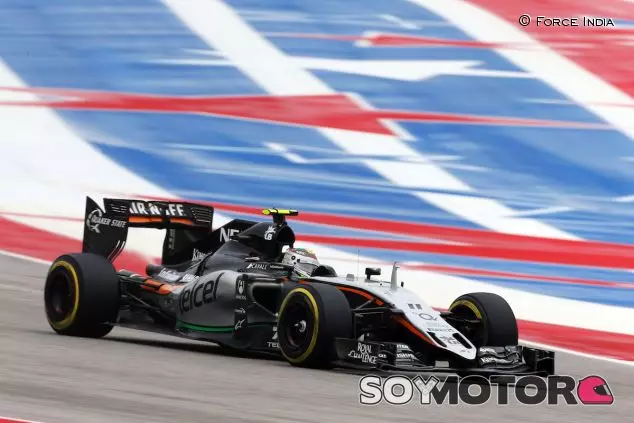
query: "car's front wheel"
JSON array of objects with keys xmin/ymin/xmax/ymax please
[
  {"xmin": 277, "ymin": 283, "xmax": 352, "ymax": 368},
  {"xmin": 448, "ymin": 292, "xmax": 518, "ymax": 347}
]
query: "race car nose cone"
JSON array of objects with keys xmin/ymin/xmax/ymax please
[{"xmin": 577, "ymin": 375, "xmax": 614, "ymax": 405}]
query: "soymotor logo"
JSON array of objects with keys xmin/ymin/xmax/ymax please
[{"xmin": 359, "ymin": 374, "xmax": 614, "ymax": 406}]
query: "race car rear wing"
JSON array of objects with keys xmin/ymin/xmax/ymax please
[
  {"xmin": 102, "ymin": 197, "xmax": 214, "ymax": 228},
  {"xmin": 82, "ymin": 197, "xmax": 299, "ymax": 266},
  {"xmin": 82, "ymin": 196, "xmax": 216, "ymax": 262}
]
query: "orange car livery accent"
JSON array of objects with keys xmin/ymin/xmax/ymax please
[
  {"xmin": 169, "ymin": 218, "xmax": 195, "ymax": 225},
  {"xmin": 140, "ymin": 284, "xmax": 155, "ymax": 292},
  {"xmin": 140, "ymin": 279, "xmax": 174, "ymax": 295},
  {"xmin": 337, "ymin": 286, "xmax": 384, "ymax": 306},
  {"xmin": 158, "ymin": 284, "xmax": 176, "ymax": 295},
  {"xmin": 128, "ymin": 216, "xmax": 195, "ymax": 226},
  {"xmin": 128, "ymin": 216, "xmax": 163, "ymax": 224},
  {"xmin": 393, "ymin": 316, "xmax": 435, "ymax": 345}
]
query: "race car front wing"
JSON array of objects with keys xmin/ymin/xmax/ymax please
[{"xmin": 333, "ymin": 338, "xmax": 555, "ymax": 376}]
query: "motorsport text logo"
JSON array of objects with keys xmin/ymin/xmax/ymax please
[
  {"xmin": 518, "ymin": 15, "xmax": 615, "ymax": 27},
  {"xmin": 359, "ymin": 374, "xmax": 614, "ymax": 406}
]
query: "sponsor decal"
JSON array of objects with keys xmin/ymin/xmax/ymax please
[
  {"xmin": 158, "ymin": 269, "xmax": 181, "ymax": 283},
  {"xmin": 359, "ymin": 374, "xmax": 615, "ymax": 406},
  {"xmin": 476, "ymin": 346, "xmax": 521, "ymax": 366},
  {"xmin": 436, "ymin": 335, "xmax": 461, "ymax": 346},
  {"xmin": 158, "ymin": 269, "xmax": 198, "ymax": 284},
  {"xmin": 264, "ymin": 225, "xmax": 276, "ymax": 241},
  {"xmin": 234, "ymin": 318, "xmax": 246, "ymax": 331},
  {"xmin": 269, "ymin": 264, "xmax": 287, "ymax": 271},
  {"xmin": 180, "ymin": 274, "xmax": 221, "ymax": 313},
  {"xmin": 129, "ymin": 201, "xmax": 187, "ymax": 217},
  {"xmin": 416, "ymin": 313, "xmax": 438, "ymax": 321},
  {"xmin": 233, "ymin": 306, "xmax": 248, "ymax": 339},
  {"xmin": 267, "ymin": 325, "xmax": 279, "ymax": 348},
  {"xmin": 424, "ymin": 326, "xmax": 455, "ymax": 332},
  {"xmin": 86, "ymin": 209, "xmax": 102, "ymax": 233},
  {"xmin": 406, "ymin": 304, "xmax": 440, "ymax": 322},
  {"xmin": 192, "ymin": 248, "xmax": 206, "ymax": 260},
  {"xmin": 180, "ymin": 274, "xmax": 199, "ymax": 283},
  {"xmin": 394, "ymin": 344, "xmax": 418, "ymax": 362},
  {"xmin": 246, "ymin": 262, "xmax": 269, "ymax": 271},
  {"xmin": 165, "ymin": 229, "xmax": 176, "ymax": 252},
  {"xmin": 236, "ymin": 277, "xmax": 247, "ymax": 301},
  {"xmin": 167, "ymin": 229, "xmax": 177, "ymax": 251},
  {"xmin": 479, "ymin": 356, "xmax": 506, "ymax": 364},
  {"xmin": 397, "ymin": 352, "xmax": 417, "ymax": 361},
  {"xmin": 348, "ymin": 342, "xmax": 378, "ymax": 365},
  {"xmin": 220, "ymin": 227, "xmax": 240, "ymax": 242},
  {"xmin": 86, "ymin": 208, "xmax": 126, "ymax": 233}
]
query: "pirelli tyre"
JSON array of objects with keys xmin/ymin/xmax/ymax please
[
  {"xmin": 44, "ymin": 253, "xmax": 119, "ymax": 338},
  {"xmin": 449, "ymin": 292, "xmax": 518, "ymax": 347},
  {"xmin": 277, "ymin": 283, "xmax": 352, "ymax": 368}
]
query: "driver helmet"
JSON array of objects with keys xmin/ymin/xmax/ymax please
[{"xmin": 282, "ymin": 247, "xmax": 320, "ymax": 276}]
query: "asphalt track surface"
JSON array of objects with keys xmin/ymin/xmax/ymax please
[{"xmin": 1, "ymin": 254, "xmax": 632, "ymax": 423}]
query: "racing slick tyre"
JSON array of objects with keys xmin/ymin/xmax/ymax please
[
  {"xmin": 277, "ymin": 283, "xmax": 352, "ymax": 368},
  {"xmin": 44, "ymin": 253, "xmax": 119, "ymax": 338},
  {"xmin": 449, "ymin": 292, "xmax": 518, "ymax": 347}
]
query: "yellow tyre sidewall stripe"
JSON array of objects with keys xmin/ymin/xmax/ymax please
[
  {"xmin": 449, "ymin": 299, "xmax": 483, "ymax": 320},
  {"xmin": 48, "ymin": 260, "xmax": 80, "ymax": 330},
  {"xmin": 279, "ymin": 287, "xmax": 320, "ymax": 364}
]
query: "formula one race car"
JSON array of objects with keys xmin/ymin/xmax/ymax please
[{"xmin": 44, "ymin": 197, "xmax": 555, "ymax": 375}]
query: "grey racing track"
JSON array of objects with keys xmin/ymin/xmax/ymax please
[{"xmin": 0, "ymin": 253, "xmax": 632, "ymax": 422}]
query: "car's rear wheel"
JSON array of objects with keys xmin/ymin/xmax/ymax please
[
  {"xmin": 44, "ymin": 253, "xmax": 119, "ymax": 338},
  {"xmin": 277, "ymin": 283, "xmax": 352, "ymax": 368},
  {"xmin": 448, "ymin": 292, "xmax": 518, "ymax": 347}
]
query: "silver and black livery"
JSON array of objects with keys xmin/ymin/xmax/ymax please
[{"xmin": 44, "ymin": 196, "xmax": 555, "ymax": 376}]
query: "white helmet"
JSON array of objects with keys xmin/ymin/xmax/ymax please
[{"xmin": 282, "ymin": 247, "xmax": 319, "ymax": 276}]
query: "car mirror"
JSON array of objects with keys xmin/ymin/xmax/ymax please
[{"xmin": 365, "ymin": 267, "xmax": 381, "ymax": 279}]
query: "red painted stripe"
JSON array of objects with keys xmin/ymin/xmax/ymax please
[
  {"xmin": 267, "ymin": 32, "xmax": 510, "ymax": 48},
  {"xmin": 0, "ymin": 417, "xmax": 43, "ymax": 423},
  {"xmin": 518, "ymin": 320, "xmax": 634, "ymax": 362},
  {"xmin": 470, "ymin": 0, "xmax": 634, "ymax": 96},
  {"xmin": 0, "ymin": 216, "xmax": 632, "ymax": 362},
  {"xmin": 0, "ymin": 87, "xmax": 608, "ymax": 135},
  {"xmin": 0, "ymin": 216, "xmax": 151, "ymax": 275}
]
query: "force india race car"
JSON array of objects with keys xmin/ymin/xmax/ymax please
[{"xmin": 43, "ymin": 197, "xmax": 555, "ymax": 375}]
